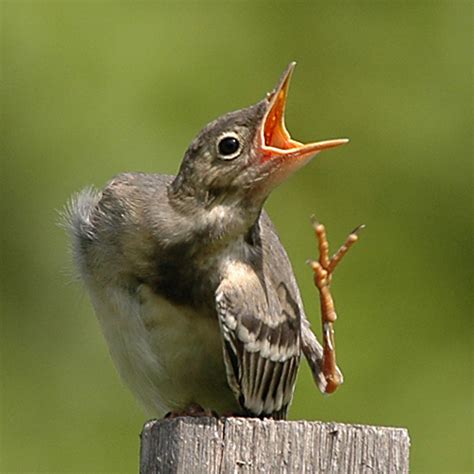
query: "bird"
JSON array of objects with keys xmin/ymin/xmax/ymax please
[{"xmin": 64, "ymin": 62, "xmax": 361, "ymax": 420}]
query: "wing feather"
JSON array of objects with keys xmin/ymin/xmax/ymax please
[{"xmin": 216, "ymin": 270, "xmax": 301, "ymax": 419}]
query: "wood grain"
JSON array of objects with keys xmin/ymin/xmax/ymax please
[{"xmin": 140, "ymin": 417, "xmax": 410, "ymax": 473}]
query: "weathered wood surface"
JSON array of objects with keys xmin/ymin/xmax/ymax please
[{"xmin": 140, "ymin": 417, "xmax": 410, "ymax": 473}]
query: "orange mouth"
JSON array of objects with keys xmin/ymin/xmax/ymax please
[{"xmin": 261, "ymin": 62, "xmax": 349, "ymax": 164}]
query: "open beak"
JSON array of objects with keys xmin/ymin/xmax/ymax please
[{"xmin": 259, "ymin": 62, "xmax": 348, "ymax": 171}]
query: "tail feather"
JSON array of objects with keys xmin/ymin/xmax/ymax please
[{"xmin": 60, "ymin": 187, "xmax": 102, "ymax": 274}]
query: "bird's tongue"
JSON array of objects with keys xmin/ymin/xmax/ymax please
[{"xmin": 260, "ymin": 62, "xmax": 348, "ymax": 166}]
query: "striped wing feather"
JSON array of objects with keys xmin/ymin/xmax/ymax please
[{"xmin": 216, "ymin": 275, "xmax": 301, "ymax": 419}]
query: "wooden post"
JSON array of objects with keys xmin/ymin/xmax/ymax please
[{"xmin": 140, "ymin": 417, "xmax": 410, "ymax": 473}]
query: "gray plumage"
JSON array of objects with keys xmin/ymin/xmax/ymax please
[{"xmin": 64, "ymin": 64, "xmax": 338, "ymax": 420}]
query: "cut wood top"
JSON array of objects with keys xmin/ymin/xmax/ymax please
[{"xmin": 140, "ymin": 417, "xmax": 410, "ymax": 473}]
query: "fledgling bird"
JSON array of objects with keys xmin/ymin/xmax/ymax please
[{"xmin": 65, "ymin": 63, "xmax": 360, "ymax": 420}]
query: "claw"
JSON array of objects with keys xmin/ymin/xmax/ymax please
[
  {"xmin": 164, "ymin": 403, "xmax": 217, "ymax": 419},
  {"xmin": 310, "ymin": 214, "xmax": 320, "ymax": 229},
  {"xmin": 324, "ymin": 322, "xmax": 334, "ymax": 350},
  {"xmin": 350, "ymin": 223, "xmax": 366, "ymax": 235}
]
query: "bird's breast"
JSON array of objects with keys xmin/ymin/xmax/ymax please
[
  {"xmin": 89, "ymin": 281, "xmax": 238, "ymax": 416},
  {"xmin": 150, "ymin": 235, "xmax": 251, "ymax": 310}
]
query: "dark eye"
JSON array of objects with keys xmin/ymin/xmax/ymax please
[{"xmin": 218, "ymin": 135, "xmax": 241, "ymax": 159}]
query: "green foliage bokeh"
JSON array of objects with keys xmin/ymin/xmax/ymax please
[{"xmin": 1, "ymin": 2, "xmax": 472, "ymax": 472}]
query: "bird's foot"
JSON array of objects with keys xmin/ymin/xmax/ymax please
[
  {"xmin": 164, "ymin": 403, "xmax": 218, "ymax": 419},
  {"xmin": 308, "ymin": 218, "xmax": 364, "ymax": 394},
  {"xmin": 220, "ymin": 410, "xmax": 244, "ymax": 418}
]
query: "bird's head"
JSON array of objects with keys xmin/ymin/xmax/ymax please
[{"xmin": 169, "ymin": 63, "xmax": 348, "ymax": 237}]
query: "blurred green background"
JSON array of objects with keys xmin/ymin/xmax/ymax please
[{"xmin": 1, "ymin": 1, "xmax": 472, "ymax": 472}]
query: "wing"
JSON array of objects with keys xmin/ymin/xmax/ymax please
[
  {"xmin": 216, "ymin": 260, "xmax": 301, "ymax": 419},
  {"xmin": 257, "ymin": 211, "xmax": 337, "ymax": 394}
]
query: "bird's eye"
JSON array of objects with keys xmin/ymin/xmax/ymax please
[{"xmin": 217, "ymin": 135, "xmax": 241, "ymax": 160}]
